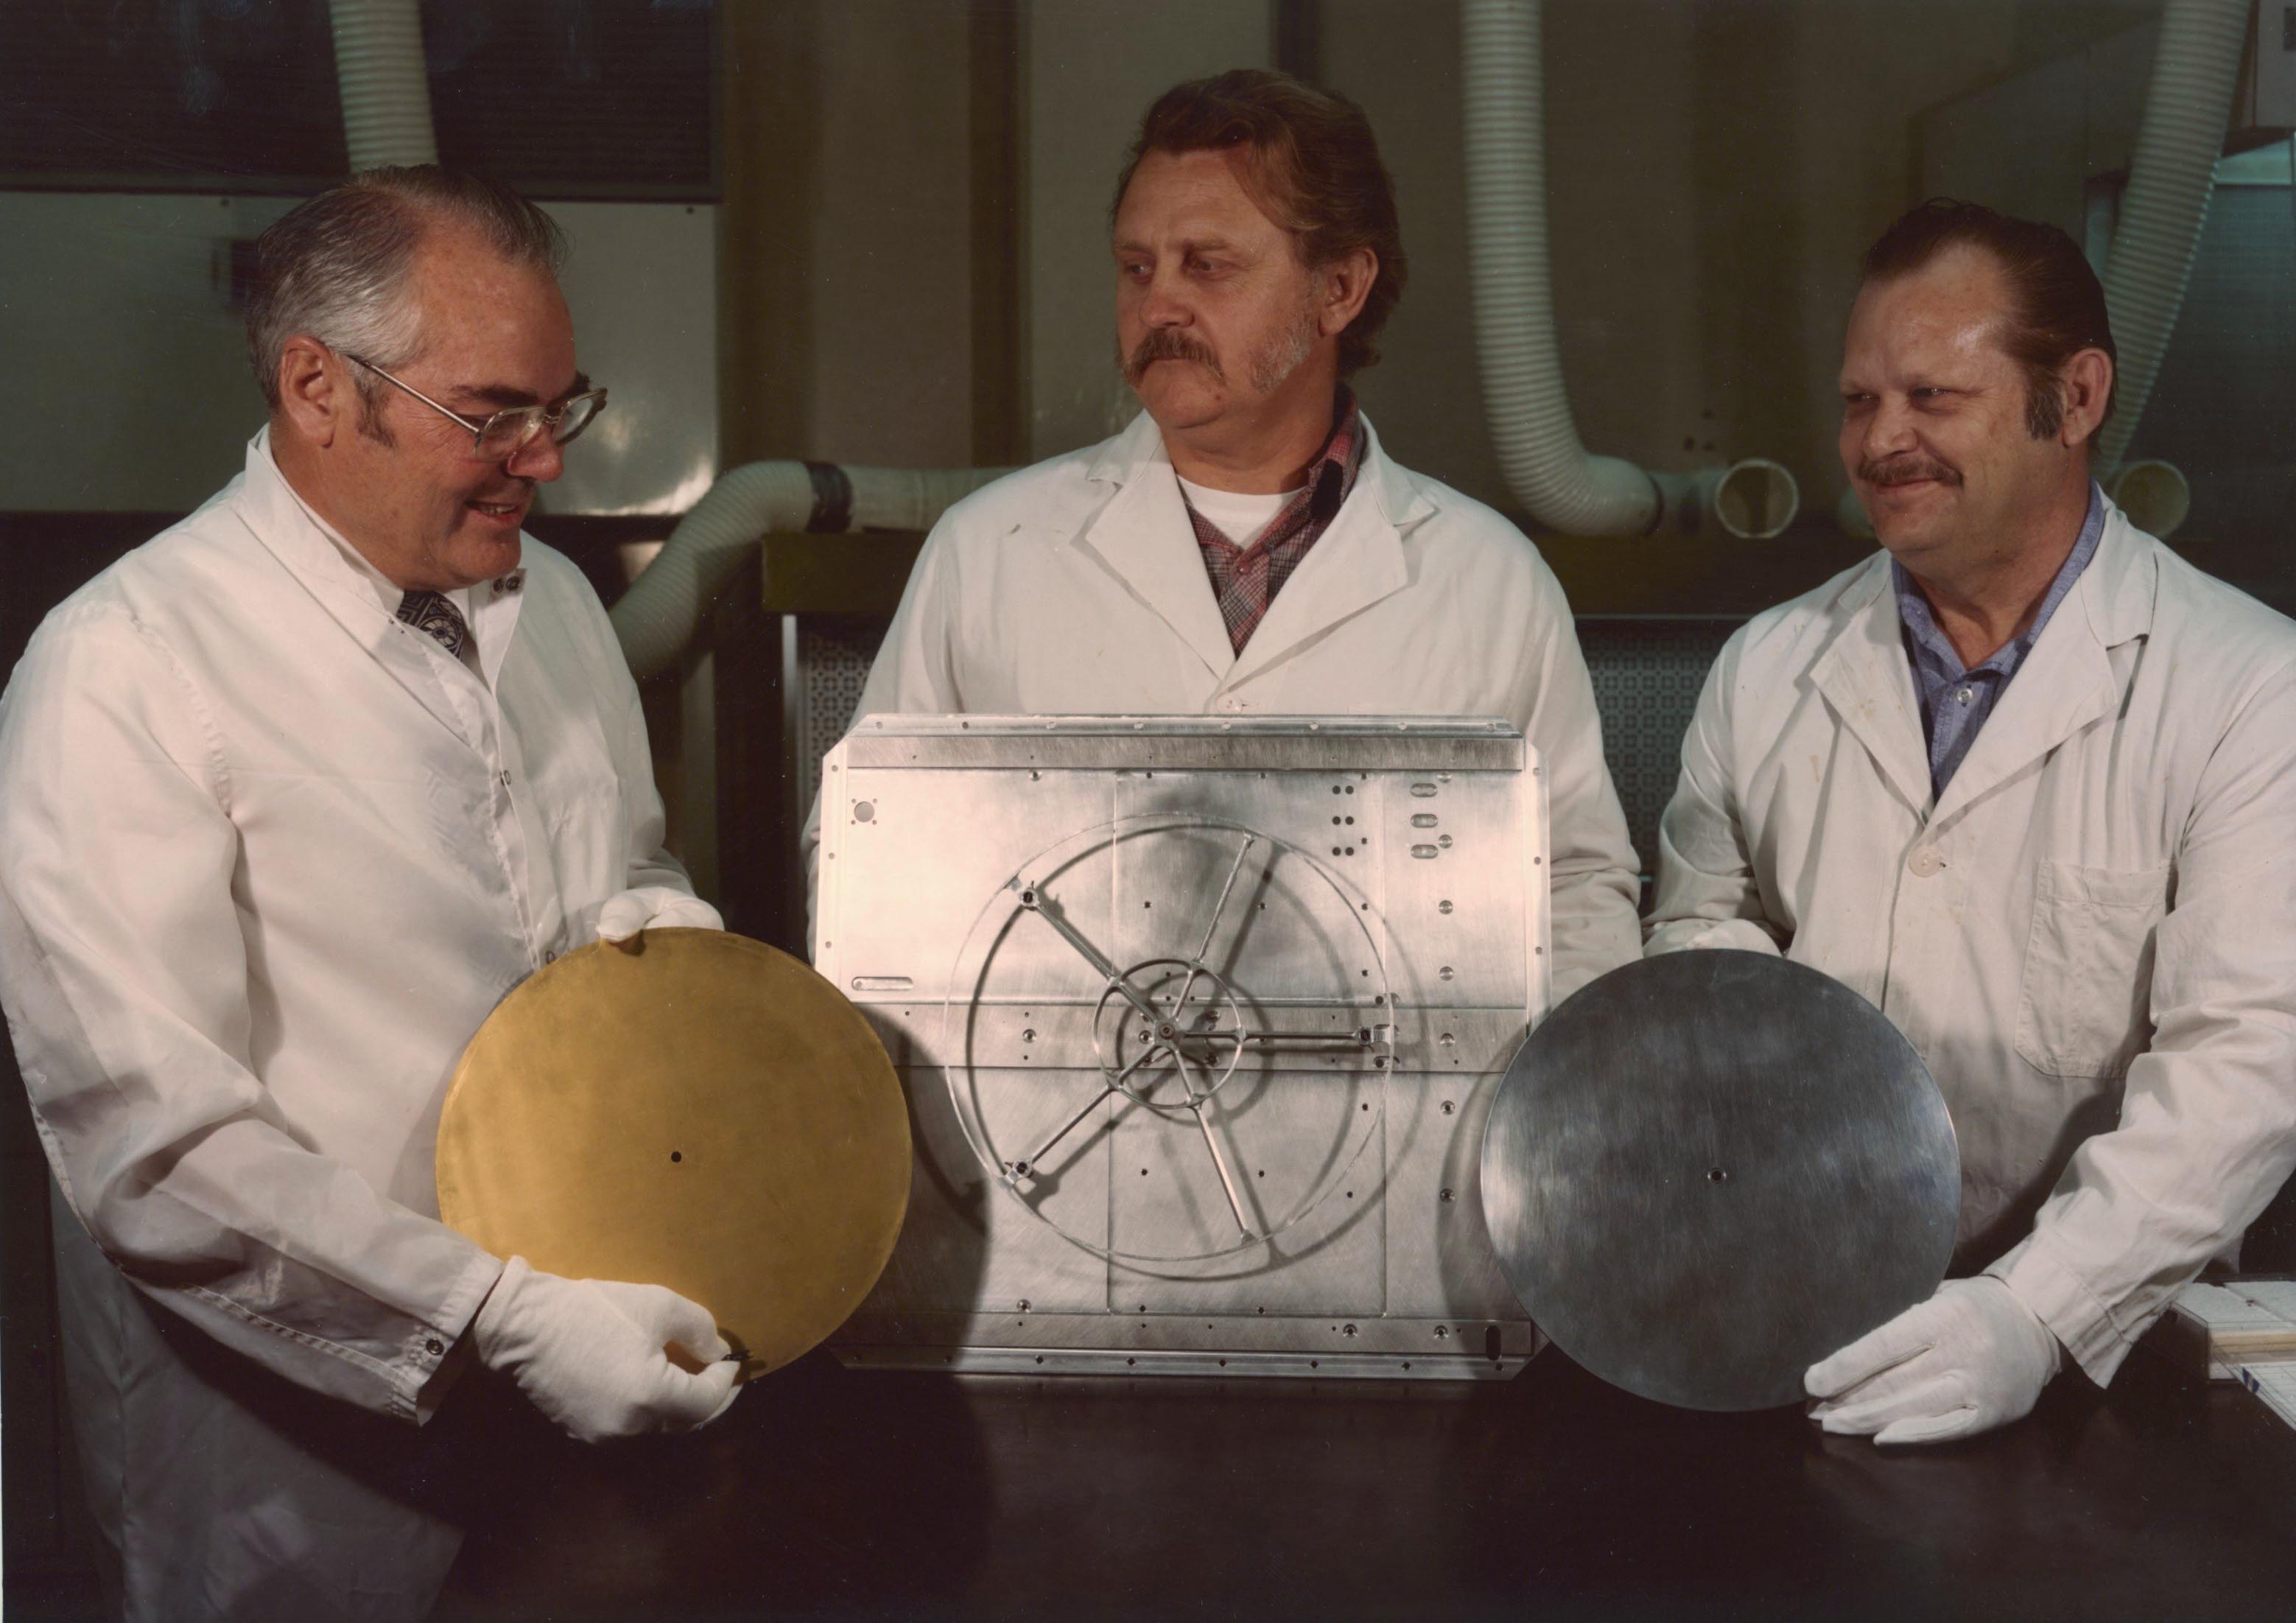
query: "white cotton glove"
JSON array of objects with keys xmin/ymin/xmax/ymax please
[
  {"xmin": 595, "ymin": 886, "xmax": 723, "ymax": 943},
  {"xmin": 470, "ymin": 1256, "xmax": 742, "ymax": 1443},
  {"xmin": 1805, "ymin": 1276, "xmax": 2062, "ymax": 1447}
]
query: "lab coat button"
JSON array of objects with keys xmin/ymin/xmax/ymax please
[
  {"xmin": 424, "ymin": 1339, "xmax": 443, "ymax": 1357},
  {"xmin": 544, "ymin": 950, "xmax": 556, "ymax": 964},
  {"xmin": 498, "ymin": 770, "xmax": 511, "ymax": 789},
  {"xmin": 1906, "ymin": 846, "xmax": 1945, "ymax": 878}
]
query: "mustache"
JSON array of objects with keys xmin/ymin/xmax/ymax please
[
  {"xmin": 1858, "ymin": 455, "xmax": 1962, "ymax": 488},
  {"xmin": 1122, "ymin": 329, "xmax": 1223, "ymax": 388}
]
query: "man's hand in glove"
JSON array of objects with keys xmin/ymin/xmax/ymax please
[
  {"xmin": 471, "ymin": 1256, "xmax": 741, "ymax": 1443},
  {"xmin": 594, "ymin": 886, "xmax": 723, "ymax": 944},
  {"xmin": 1805, "ymin": 1276, "xmax": 2061, "ymax": 1447}
]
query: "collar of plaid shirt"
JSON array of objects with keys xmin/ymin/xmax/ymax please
[{"xmin": 1180, "ymin": 389, "xmax": 1365, "ymax": 655}]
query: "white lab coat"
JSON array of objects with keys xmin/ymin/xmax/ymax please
[
  {"xmin": 1647, "ymin": 503, "xmax": 2296, "ymax": 1384},
  {"xmin": 810, "ymin": 410, "xmax": 1642, "ymax": 997},
  {"xmin": 0, "ymin": 432, "xmax": 692, "ymax": 1619}
]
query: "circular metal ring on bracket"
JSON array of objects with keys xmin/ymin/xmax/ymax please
[
  {"xmin": 1095, "ymin": 956, "xmax": 1249, "ymax": 1107},
  {"xmin": 941, "ymin": 812, "xmax": 1392, "ymax": 1266}
]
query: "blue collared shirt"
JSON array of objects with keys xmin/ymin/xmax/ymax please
[{"xmin": 1894, "ymin": 483, "xmax": 2105, "ymax": 798}]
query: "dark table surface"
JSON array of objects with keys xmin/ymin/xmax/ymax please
[{"xmin": 434, "ymin": 1332, "xmax": 2296, "ymax": 1622}]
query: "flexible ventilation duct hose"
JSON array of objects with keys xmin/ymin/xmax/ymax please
[
  {"xmin": 1841, "ymin": 0, "xmax": 2239, "ymax": 540},
  {"xmin": 2095, "ymin": 0, "xmax": 2247, "ymax": 480},
  {"xmin": 611, "ymin": 463, "xmax": 1012, "ymax": 681},
  {"xmin": 1461, "ymin": 0, "xmax": 1653, "ymax": 535},
  {"xmin": 328, "ymin": 0, "xmax": 438, "ymax": 170},
  {"xmin": 1461, "ymin": 0, "xmax": 1798, "ymax": 539}
]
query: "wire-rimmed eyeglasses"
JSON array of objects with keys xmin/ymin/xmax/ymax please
[{"xmin": 343, "ymin": 352, "xmax": 607, "ymax": 460}]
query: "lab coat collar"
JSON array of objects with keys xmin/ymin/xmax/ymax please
[
  {"xmin": 1808, "ymin": 499, "xmax": 2158, "ymax": 829},
  {"xmin": 1926, "ymin": 500, "xmax": 2154, "ymax": 829},
  {"xmin": 1808, "ymin": 556, "xmax": 1935, "ymax": 818},
  {"xmin": 1226, "ymin": 416, "xmax": 1421, "ymax": 687},
  {"xmin": 1075, "ymin": 413, "xmax": 1240, "ymax": 679},
  {"xmin": 1073, "ymin": 410, "xmax": 1430, "ymax": 686},
  {"xmin": 234, "ymin": 430, "xmax": 525, "ymax": 740}
]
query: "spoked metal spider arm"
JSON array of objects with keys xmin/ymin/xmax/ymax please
[{"xmin": 1003, "ymin": 830, "xmax": 1388, "ymax": 1241}]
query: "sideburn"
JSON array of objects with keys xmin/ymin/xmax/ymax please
[{"xmin": 354, "ymin": 380, "xmax": 397, "ymax": 450}]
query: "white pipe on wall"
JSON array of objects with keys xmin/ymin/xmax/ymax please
[
  {"xmin": 1839, "ymin": 0, "xmax": 2241, "ymax": 540},
  {"xmin": 1654, "ymin": 460, "xmax": 1805, "ymax": 541},
  {"xmin": 2095, "ymin": 0, "xmax": 2249, "ymax": 480},
  {"xmin": 327, "ymin": 0, "xmax": 439, "ymax": 171},
  {"xmin": 611, "ymin": 463, "xmax": 1011, "ymax": 682},
  {"xmin": 1461, "ymin": 0, "xmax": 1800, "ymax": 540},
  {"xmin": 2107, "ymin": 458, "xmax": 2194, "ymax": 536}
]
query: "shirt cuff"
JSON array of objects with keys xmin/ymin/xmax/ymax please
[
  {"xmin": 407, "ymin": 1248, "xmax": 508, "ymax": 1423},
  {"xmin": 1987, "ymin": 1233, "xmax": 2135, "ymax": 1387}
]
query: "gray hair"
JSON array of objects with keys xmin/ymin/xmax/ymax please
[{"xmin": 245, "ymin": 165, "xmax": 567, "ymax": 411}]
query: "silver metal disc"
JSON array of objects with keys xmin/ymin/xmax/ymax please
[{"xmin": 1480, "ymin": 950, "xmax": 1959, "ymax": 1411}]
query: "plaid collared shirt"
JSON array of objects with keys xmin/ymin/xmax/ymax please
[{"xmin": 1182, "ymin": 391, "xmax": 1365, "ymax": 654}]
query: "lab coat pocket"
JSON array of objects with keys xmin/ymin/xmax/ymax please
[{"xmin": 2014, "ymin": 860, "xmax": 2171, "ymax": 1079}]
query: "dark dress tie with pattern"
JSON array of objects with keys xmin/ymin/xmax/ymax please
[{"xmin": 397, "ymin": 591, "xmax": 471, "ymax": 660}]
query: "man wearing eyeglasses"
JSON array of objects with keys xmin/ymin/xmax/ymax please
[{"xmin": 0, "ymin": 167, "xmax": 735, "ymax": 1623}]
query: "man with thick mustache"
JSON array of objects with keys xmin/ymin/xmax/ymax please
[
  {"xmin": 1647, "ymin": 200, "xmax": 2296, "ymax": 1445},
  {"xmin": 829, "ymin": 69, "xmax": 1640, "ymax": 998},
  {"xmin": 0, "ymin": 167, "xmax": 737, "ymax": 1621}
]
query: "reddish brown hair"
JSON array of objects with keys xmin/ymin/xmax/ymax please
[
  {"xmin": 1113, "ymin": 69, "xmax": 1407, "ymax": 376},
  {"xmin": 1861, "ymin": 197, "xmax": 2117, "ymax": 441}
]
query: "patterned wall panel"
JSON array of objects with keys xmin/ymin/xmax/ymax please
[
  {"xmin": 796, "ymin": 615, "xmax": 891, "ymax": 818},
  {"xmin": 793, "ymin": 616, "xmax": 1737, "ymax": 898},
  {"xmin": 1578, "ymin": 620, "xmax": 1736, "ymax": 882}
]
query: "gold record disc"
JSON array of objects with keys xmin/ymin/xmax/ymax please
[{"xmin": 436, "ymin": 929, "xmax": 910, "ymax": 1379}]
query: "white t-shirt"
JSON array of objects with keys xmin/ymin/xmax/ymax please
[{"xmin": 1177, "ymin": 476, "xmax": 1299, "ymax": 550}]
